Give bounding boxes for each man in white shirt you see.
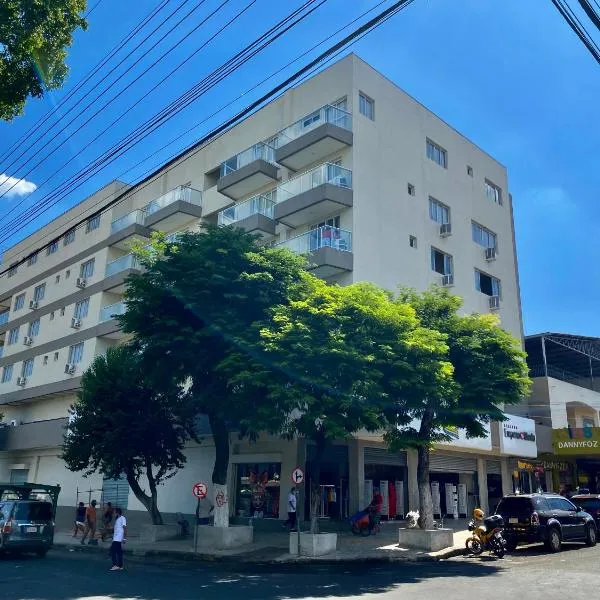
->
[110,507,127,571]
[283,488,297,532]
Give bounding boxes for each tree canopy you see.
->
[0,0,87,120]
[62,345,192,525]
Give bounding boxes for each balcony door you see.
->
[309,216,341,251]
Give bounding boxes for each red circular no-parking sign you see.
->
[192,482,208,499]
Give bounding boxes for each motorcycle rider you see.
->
[367,488,383,532]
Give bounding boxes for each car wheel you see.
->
[545,527,562,553]
[585,524,597,547]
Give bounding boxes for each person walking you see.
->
[110,507,127,571]
[101,502,114,542]
[283,488,297,532]
[80,499,98,545]
[72,502,86,538]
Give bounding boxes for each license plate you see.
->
[26,526,37,533]
[509,518,518,524]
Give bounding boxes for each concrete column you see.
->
[348,439,364,514]
[477,458,489,515]
[406,449,419,512]
[545,470,554,493]
[500,457,512,496]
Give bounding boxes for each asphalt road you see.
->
[1,541,600,600]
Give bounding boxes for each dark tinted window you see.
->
[532,497,550,511]
[548,497,576,511]
[497,497,532,514]
[575,498,600,512]
[13,502,52,521]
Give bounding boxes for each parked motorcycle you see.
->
[465,509,507,558]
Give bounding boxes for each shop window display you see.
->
[236,463,281,519]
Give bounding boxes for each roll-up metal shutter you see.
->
[102,476,130,510]
[430,453,477,473]
[364,447,407,466]
[487,460,502,475]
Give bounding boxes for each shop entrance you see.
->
[235,462,281,519]
[364,447,408,519]
[430,453,478,517]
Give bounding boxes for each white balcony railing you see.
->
[218,194,275,226]
[100,301,126,323]
[110,209,145,235]
[276,163,352,204]
[220,142,277,178]
[277,225,352,254]
[106,254,139,277]
[144,185,202,218]
[275,104,352,146]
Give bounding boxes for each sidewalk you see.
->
[53,520,470,564]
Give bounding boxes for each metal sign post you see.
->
[194,497,200,554]
[192,482,208,554]
[290,468,304,554]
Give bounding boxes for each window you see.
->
[467,165,473,177]
[431,248,453,275]
[74,298,90,320]
[86,215,101,233]
[407,183,415,196]
[27,253,38,266]
[331,97,348,111]
[311,215,340,230]
[80,258,95,279]
[475,270,501,297]
[429,197,450,224]
[409,235,417,249]
[55,275,60,284]
[548,497,576,512]
[21,358,34,378]
[65,269,71,279]
[14,293,25,311]
[1,365,13,383]
[46,240,59,255]
[302,110,321,129]
[426,139,447,168]
[7,264,17,278]
[359,92,375,120]
[49,311,55,321]
[33,283,46,302]
[485,179,502,205]
[63,229,76,245]
[7,327,19,345]
[43,355,48,366]
[28,319,40,338]
[68,342,84,365]
[60,307,65,316]
[472,222,497,249]
[54,352,59,361]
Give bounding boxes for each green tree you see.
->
[61,345,193,525]
[241,278,441,533]
[384,288,531,529]
[0,0,87,120]
[121,225,308,527]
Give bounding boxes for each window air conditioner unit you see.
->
[29,300,38,310]
[76,277,87,289]
[441,274,454,287]
[23,336,33,346]
[71,318,81,329]
[439,223,452,237]
[485,247,497,261]
[16,377,26,386]
[65,363,76,375]
[489,295,501,310]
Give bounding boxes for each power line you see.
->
[0,0,328,238]
[577,0,600,30]
[0,0,415,272]
[550,0,600,64]
[84,0,104,17]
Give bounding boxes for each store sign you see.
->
[499,415,537,458]
[553,426,600,455]
[407,419,492,451]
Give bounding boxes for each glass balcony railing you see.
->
[144,186,202,218]
[106,254,139,277]
[110,209,145,234]
[218,194,275,226]
[100,301,126,323]
[0,346,4,358]
[277,226,352,255]
[220,142,277,178]
[276,163,352,203]
[0,312,8,326]
[275,104,352,146]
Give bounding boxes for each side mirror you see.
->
[577,506,584,513]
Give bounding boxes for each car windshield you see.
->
[13,502,52,521]
[497,497,531,514]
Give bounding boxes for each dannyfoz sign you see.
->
[552,426,600,455]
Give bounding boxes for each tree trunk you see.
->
[125,468,163,525]
[310,433,326,534]
[209,412,230,528]
[417,445,434,530]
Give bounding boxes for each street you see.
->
[1,543,599,600]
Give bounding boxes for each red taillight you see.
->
[531,511,540,525]
[2,520,13,533]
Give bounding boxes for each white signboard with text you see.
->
[499,414,537,458]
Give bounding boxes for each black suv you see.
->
[496,493,597,552]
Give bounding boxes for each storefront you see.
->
[363,447,408,520]
[429,452,477,517]
[234,462,282,519]
[499,414,539,494]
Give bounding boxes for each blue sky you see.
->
[0,0,598,336]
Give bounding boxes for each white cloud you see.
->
[0,173,37,198]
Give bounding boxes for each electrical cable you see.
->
[550,0,600,64]
[577,0,600,31]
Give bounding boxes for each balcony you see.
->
[275,105,353,171]
[109,209,151,249]
[106,253,140,278]
[0,311,8,326]
[100,301,126,323]
[217,195,276,237]
[274,163,353,227]
[0,418,68,452]
[217,142,278,200]
[110,209,145,235]
[143,185,202,230]
[276,226,353,278]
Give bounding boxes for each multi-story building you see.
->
[0,54,535,527]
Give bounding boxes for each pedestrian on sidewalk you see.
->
[80,499,98,545]
[110,507,127,571]
[72,502,86,538]
[283,488,297,532]
[101,502,114,542]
